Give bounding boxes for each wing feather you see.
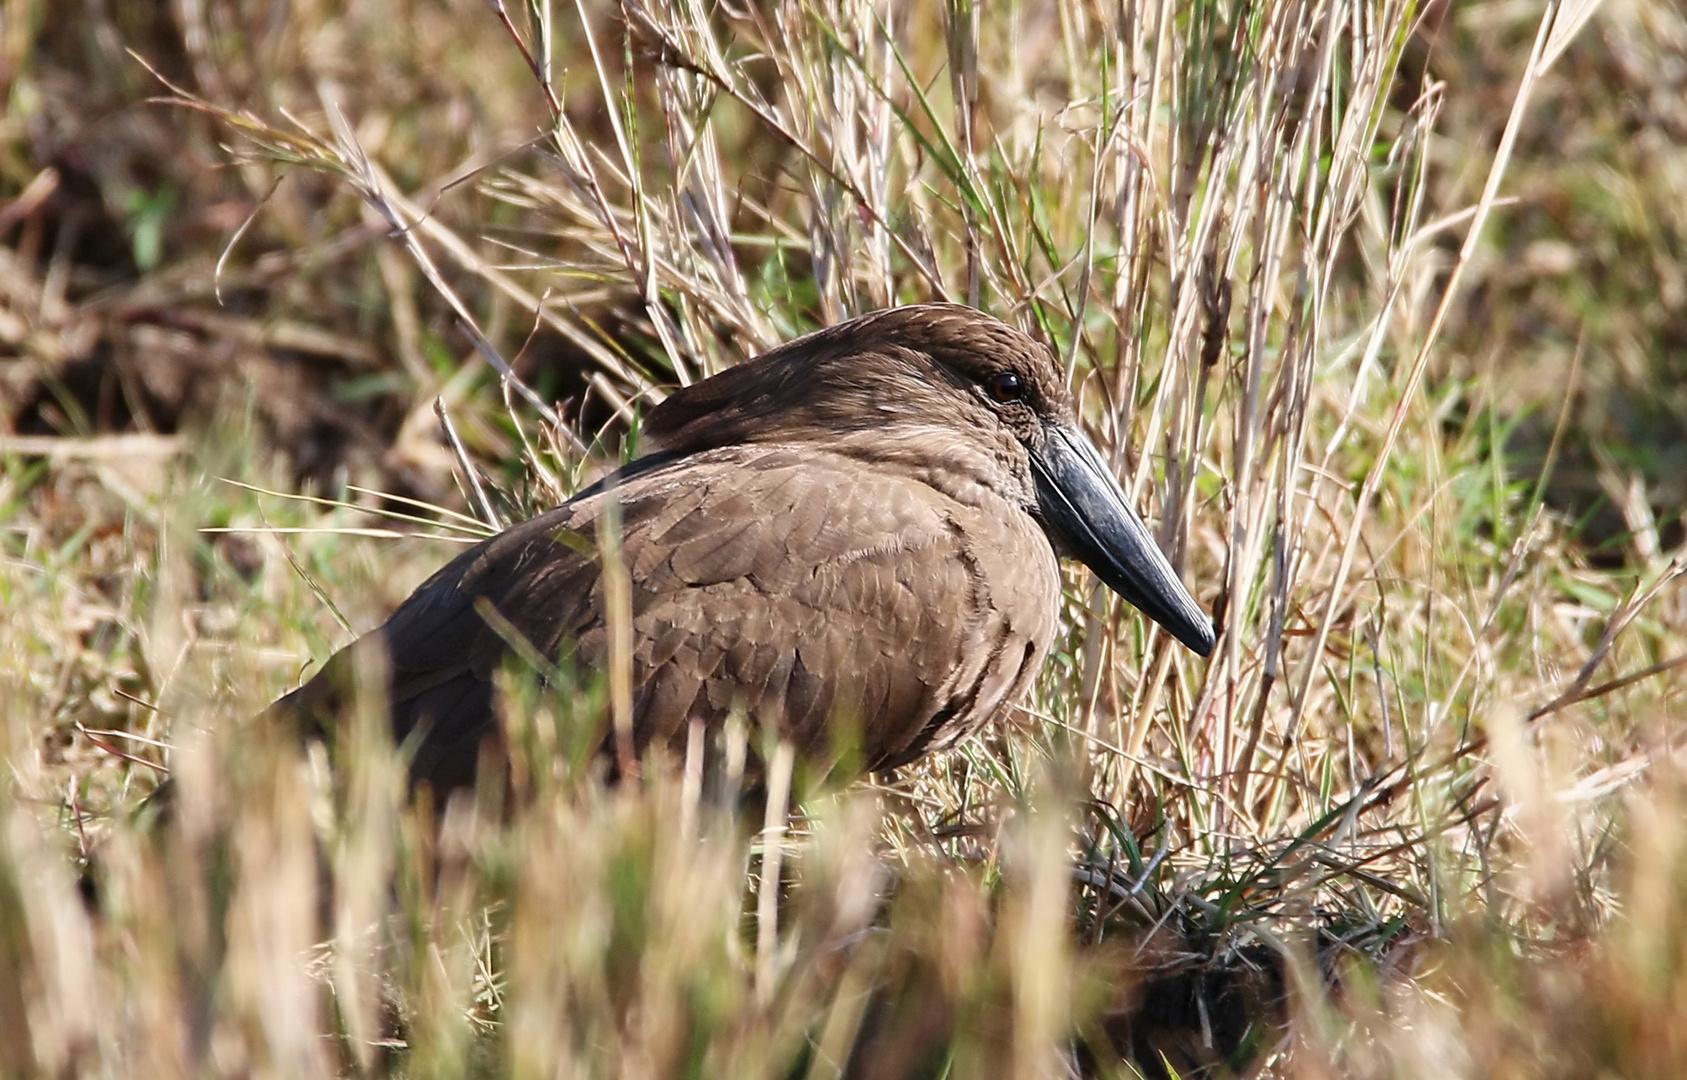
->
[276,444,1055,793]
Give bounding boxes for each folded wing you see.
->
[275,444,1055,794]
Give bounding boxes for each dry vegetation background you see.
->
[3,0,1687,1076]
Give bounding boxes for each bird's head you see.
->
[643,304,1216,656]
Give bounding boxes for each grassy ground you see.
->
[3,0,1687,1076]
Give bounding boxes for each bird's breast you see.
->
[589,446,1066,770]
[877,493,1062,765]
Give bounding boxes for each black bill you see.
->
[1031,424,1216,656]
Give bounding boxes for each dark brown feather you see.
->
[272,303,1208,796]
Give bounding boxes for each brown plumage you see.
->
[274,304,1214,795]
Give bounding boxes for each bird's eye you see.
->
[985,371,1025,404]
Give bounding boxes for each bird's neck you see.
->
[811,427,1032,514]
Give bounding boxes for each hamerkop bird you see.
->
[275,304,1214,795]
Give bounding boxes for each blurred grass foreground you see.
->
[4,0,1687,1076]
